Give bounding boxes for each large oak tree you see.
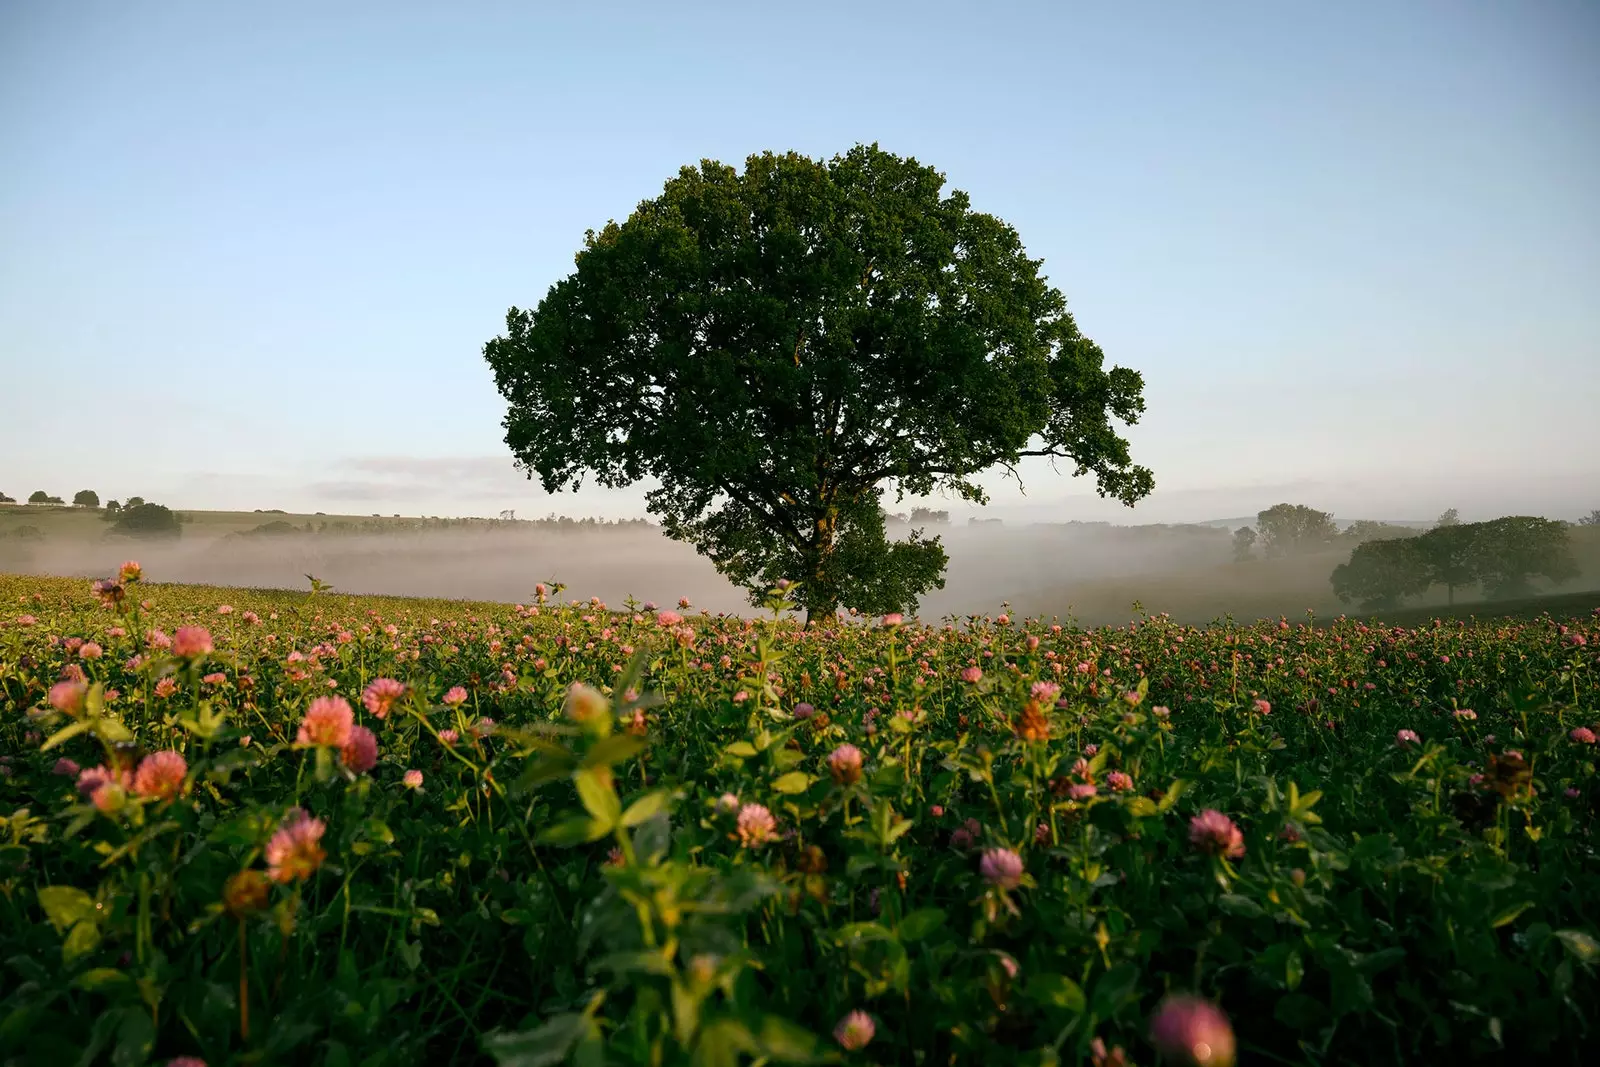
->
[484,145,1153,622]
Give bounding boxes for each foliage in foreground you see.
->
[0,570,1598,1067]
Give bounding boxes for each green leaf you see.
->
[1555,929,1600,964]
[1125,796,1158,818]
[573,768,621,831]
[619,790,671,828]
[74,968,132,993]
[482,1013,591,1067]
[1028,973,1086,1013]
[1156,779,1187,812]
[583,734,646,769]
[1491,901,1534,929]
[40,719,93,752]
[723,741,758,759]
[37,886,96,932]
[755,1014,821,1064]
[897,908,947,942]
[63,920,101,963]
[537,814,606,847]
[771,771,813,795]
[1217,893,1266,919]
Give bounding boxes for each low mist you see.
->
[4,518,1597,626]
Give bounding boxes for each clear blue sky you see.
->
[2,0,1596,524]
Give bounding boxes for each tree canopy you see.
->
[1256,503,1337,558]
[73,489,99,508]
[484,144,1153,621]
[1330,514,1578,609]
[110,503,181,540]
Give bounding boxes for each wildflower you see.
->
[297,696,355,747]
[439,728,460,745]
[442,685,468,707]
[78,641,103,660]
[53,758,80,778]
[223,869,271,917]
[828,743,864,785]
[960,665,982,683]
[1189,810,1246,860]
[1252,699,1271,715]
[1089,1037,1131,1067]
[834,1010,875,1051]
[656,610,684,627]
[716,792,740,813]
[1148,995,1236,1067]
[792,701,815,720]
[881,613,903,627]
[266,808,327,883]
[1106,770,1134,792]
[132,750,188,801]
[1570,726,1597,744]
[679,597,692,609]
[340,726,379,774]
[1069,782,1097,800]
[168,1059,208,1067]
[201,671,226,686]
[1014,700,1050,741]
[118,560,142,583]
[403,769,424,790]
[147,628,172,650]
[171,626,214,660]
[217,604,233,615]
[1030,680,1061,703]
[154,676,178,698]
[473,716,496,738]
[1566,786,1582,799]
[736,803,777,847]
[1454,708,1477,721]
[362,678,407,719]
[1396,729,1420,746]
[563,682,609,722]
[980,847,1024,889]
[48,680,87,715]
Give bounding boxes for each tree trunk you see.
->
[803,506,839,628]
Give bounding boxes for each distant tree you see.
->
[73,489,100,508]
[28,490,50,504]
[1340,520,1417,545]
[0,491,14,503]
[910,507,950,525]
[1434,508,1460,528]
[1467,516,1578,600]
[104,499,121,512]
[1331,537,1433,609]
[483,144,1152,624]
[110,503,182,540]
[1231,526,1256,562]
[1578,509,1600,527]
[1415,523,1479,605]
[126,496,146,508]
[1256,503,1338,558]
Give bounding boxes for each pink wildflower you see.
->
[171,626,214,659]
[656,610,684,627]
[439,729,459,745]
[1189,810,1246,860]
[828,743,864,785]
[402,769,423,789]
[53,758,81,778]
[154,677,178,698]
[340,726,379,774]
[960,666,982,683]
[1252,699,1271,715]
[297,695,355,747]
[132,750,188,801]
[118,561,142,583]
[78,641,103,660]
[1396,729,1420,746]
[265,808,326,884]
[736,803,777,847]
[1148,995,1236,1067]
[1106,771,1134,792]
[442,685,469,707]
[1069,782,1098,800]
[1570,726,1597,744]
[980,847,1024,889]
[362,677,407,719]
[834,1010,875,1051]
[48,680,87,716]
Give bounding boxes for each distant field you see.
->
[4,504,1598,628]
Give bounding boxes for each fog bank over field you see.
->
[4,520,1598,626]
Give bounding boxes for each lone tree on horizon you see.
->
[73,489,99,508]
[484,144,1153,623]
